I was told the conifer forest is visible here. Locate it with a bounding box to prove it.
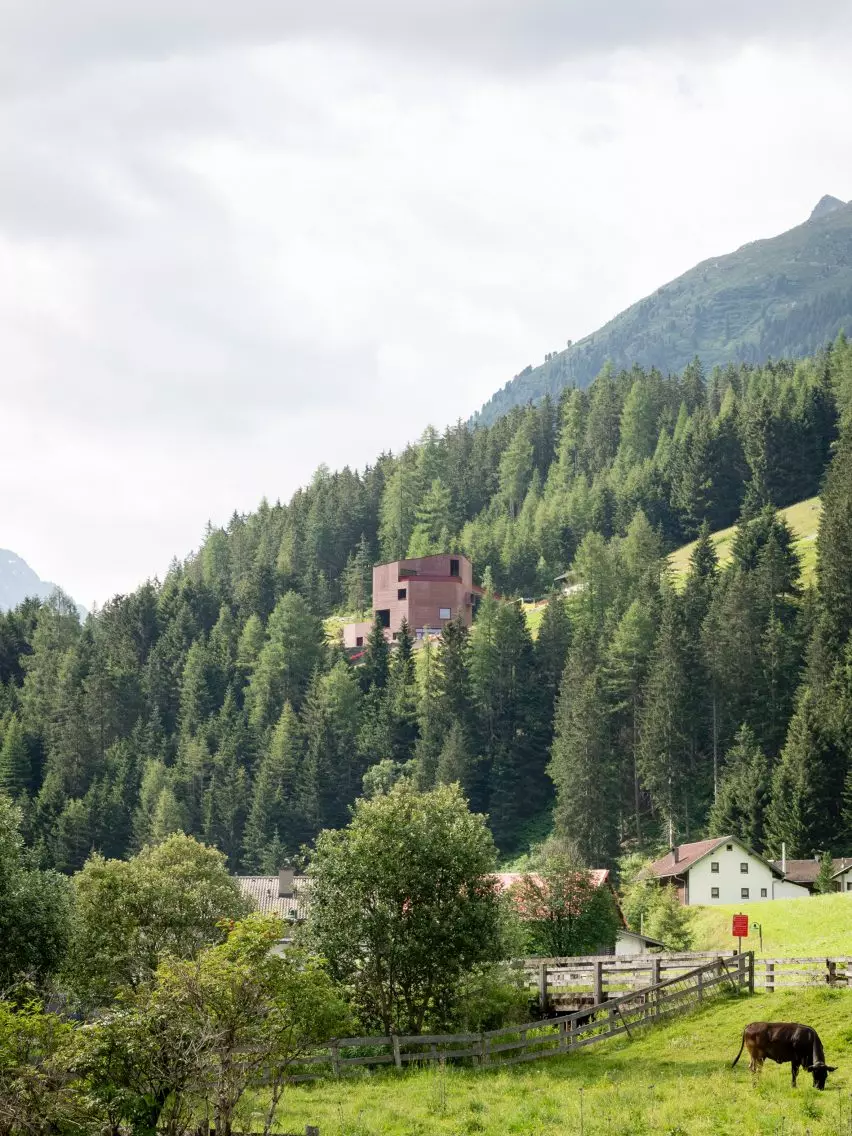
[2,336,852,871]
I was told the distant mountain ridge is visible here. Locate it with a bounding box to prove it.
[0,549,84,615]
[474,196,852,426]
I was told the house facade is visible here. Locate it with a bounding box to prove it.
[343,553,480,649]
[646,836,810,905]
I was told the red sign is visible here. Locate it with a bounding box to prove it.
[732,914,749,938]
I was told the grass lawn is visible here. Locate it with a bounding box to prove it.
[668,496,822,583]
[690,893,852,958]
[256,987,852,1135]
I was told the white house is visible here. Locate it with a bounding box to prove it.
[645,836,810,906]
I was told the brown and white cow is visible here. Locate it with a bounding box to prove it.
[732,1022,837,1089]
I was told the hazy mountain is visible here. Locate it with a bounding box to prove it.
[0,549,84,615]
[474,196,852,425]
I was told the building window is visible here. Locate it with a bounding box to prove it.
[740,863,749,874]
[710,862,719,873]
[415,628,425,640]
[760,888,768,897]
[847,883,852,892]
[377,609,391,628]
[439,607,452,620]
[741,888,749,899]
[711,887,719,899]
[398,588,407,600]
[726,843,733,851]
[450,558,460,577]
[392,632,399,641]
[355,636,363,647]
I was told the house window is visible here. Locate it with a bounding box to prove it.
[415,628,425,640]
[710,862,719,873]
[726,844,733,851]
[398,588,407,600]
[439,607,452,620]
[377,609,391,628]
[847,883,852,892]
[740,863,749,874]
[760,888,768,897]
[392,632,399,641]
[711,887,719,899]
[355,636,363,647]
[450,558,460,577]
[741,888,750,899]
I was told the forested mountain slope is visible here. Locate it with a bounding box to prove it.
[475,197,852,426]
[1,338,851,874]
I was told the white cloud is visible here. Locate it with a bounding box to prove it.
[0,13,850,606]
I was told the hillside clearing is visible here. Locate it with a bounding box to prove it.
[668,496,822,582]
[261,988,852,1135]
[690,892,852,958]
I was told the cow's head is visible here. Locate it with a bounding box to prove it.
[807,1062,837,1090]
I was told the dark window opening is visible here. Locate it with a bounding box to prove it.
[711,887,719,899]
[398,588,407,600]
[450,558,460,577]
[740,862,749,874]
[392,632,399,641]
[710,862,719,873]
[760,888,767,897]
[377,609,390,628]
[726,843,733,851]
[355,636,363,647]
[741,888,749,899]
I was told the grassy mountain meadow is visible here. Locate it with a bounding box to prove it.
[475,196,852,426]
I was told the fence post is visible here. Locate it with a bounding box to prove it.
[480,1034,489,1067]
[827,959,837,988]
[697,969,704,1002]
[651,957,661,987]
[539,962,549,1010]
[392,1034,402,1070]
[594,960,604,1005]
[748,951,754,996]
[330,1041,341,1078]
[766,961,774,993]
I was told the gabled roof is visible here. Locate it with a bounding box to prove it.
[646,836,786,881]
[234,875,311,921]
[494,869,610,893]
[770,857,852,886]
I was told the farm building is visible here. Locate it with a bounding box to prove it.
[342,553,482,649]
[769,856,852,893]
[644,836,809,905]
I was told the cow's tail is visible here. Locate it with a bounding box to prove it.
[732,1032,746,1068]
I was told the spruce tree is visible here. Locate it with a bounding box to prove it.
[243,702,304,867]
[0,714,30,799]
[361,614,390,693]
[707,725,771,851]
[548,635,619,866]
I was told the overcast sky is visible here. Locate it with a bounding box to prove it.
[2,3,851,608]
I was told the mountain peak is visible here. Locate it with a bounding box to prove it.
[809,194,847,221]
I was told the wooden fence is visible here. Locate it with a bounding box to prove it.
[519,951,740,1009]
[284,952,753,1083]
[520,951,852,1007]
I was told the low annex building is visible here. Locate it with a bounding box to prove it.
[343,553,482,650]
[770,856,852,894]
[644,836,809,905]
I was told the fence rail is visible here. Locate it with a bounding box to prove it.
[519,952,852,1008]
[283,952,753,1083]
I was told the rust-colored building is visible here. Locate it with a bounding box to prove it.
[343,553,479,649]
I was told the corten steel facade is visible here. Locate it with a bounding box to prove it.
[343,554,478,649]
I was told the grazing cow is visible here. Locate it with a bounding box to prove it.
[732,1022,837,1089]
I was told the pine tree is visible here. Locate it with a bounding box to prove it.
[765,688,848,856]
[813,850,836,895]
[0,714,30,798]
[548,635,619,866]
[707,725,771,851]
[343,535,373,614]
[534,593,573,729]
[407,479,454,556]
[361,614,390,692]
[243,702,305,867]
[816,429,852,655]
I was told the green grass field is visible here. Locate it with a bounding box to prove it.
[690,893,852,958]
[668,497,822,583]
[259,987,852,1135]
